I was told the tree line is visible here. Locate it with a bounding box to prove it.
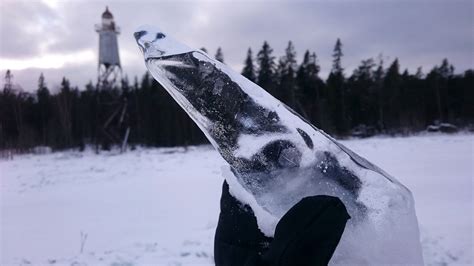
[1,39,473,152]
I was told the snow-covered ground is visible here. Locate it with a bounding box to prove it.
[1,134,472,265]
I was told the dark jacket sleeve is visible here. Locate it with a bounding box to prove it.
[214,181,272,266]
[214,181,350,266]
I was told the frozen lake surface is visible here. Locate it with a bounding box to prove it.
[1,134,472,265]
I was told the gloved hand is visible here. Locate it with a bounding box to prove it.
[214,181,350,266]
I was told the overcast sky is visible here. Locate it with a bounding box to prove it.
[0,0,472,92]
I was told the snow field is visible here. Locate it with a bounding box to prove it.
[1,134,472,265]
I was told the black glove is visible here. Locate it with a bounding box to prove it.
[214,181,350,266]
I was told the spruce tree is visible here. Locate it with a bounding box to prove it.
[3,70,13,92]
[278,41,297,75]
[438,58,454,78]
[373,57,385,130]
[399,68,425,129]
[215,47,224,63]
[36,73,51,145]
[383,58,402,130]
[426,58,454,122]
[256,41,276,95]
[415,67,424,79]
[332,38,344,75]
[241,48,256,82]
[327,38,348,134]
[57,77,74,147]
[297,51,311,98]
[297,50,323,123]
[348,59,376,128]
[308,53,321,82]
[276,41,298,109]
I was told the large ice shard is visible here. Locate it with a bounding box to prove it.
[134,25,424,265]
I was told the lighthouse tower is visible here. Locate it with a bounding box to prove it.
[95,6,121,89]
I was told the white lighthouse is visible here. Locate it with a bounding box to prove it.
[95,6,121,89]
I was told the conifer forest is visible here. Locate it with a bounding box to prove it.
[1,40,473,152]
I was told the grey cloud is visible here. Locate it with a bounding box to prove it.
[0,0,61,59]
[1,0,472,91]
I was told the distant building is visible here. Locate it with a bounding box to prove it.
[95,6,121,89]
